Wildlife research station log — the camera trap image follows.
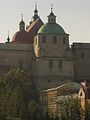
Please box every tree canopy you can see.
[0,68,38,119]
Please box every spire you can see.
[33,2,39,21]
[34,2,38,15]
[35,2,37,10]
[7,31,10,43]
[19,14,25,31]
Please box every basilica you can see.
[0,5,90,90]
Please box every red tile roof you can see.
[11,31,32,44]
[11,18,43,44]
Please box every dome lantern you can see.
[47,4,56,24]
[38,5,66,34]
[19,14,25,31]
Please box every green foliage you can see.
[39,109,60,120]
[0,68,38,119]
[57,96,90,120]
[57,96,81,120]
[1,68,90,120]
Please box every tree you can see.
[57,96,81,120]
[0,68,38,119]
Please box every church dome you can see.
[11,31,32,44]
[38,23,65,34]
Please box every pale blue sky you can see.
[0,0,90,44]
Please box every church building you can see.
[0,4,90,90]
[33,7,73,90]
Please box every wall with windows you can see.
[35,58,73,90]
[34,34,70,58]
[72,43,90,82]
[36,58,73,76]
[34,32,74,90]
[0,43,33,71]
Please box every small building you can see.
[40,81,80,115]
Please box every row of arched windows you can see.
[48,18,55,23]
[42,36,67,44]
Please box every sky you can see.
[0,0,90,44]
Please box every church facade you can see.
[33,9,73,90]
[0,5,90,90]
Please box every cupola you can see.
[38,5,65,34]
[47,4,56,23]
[19,14,25,31]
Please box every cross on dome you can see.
[21,14,23,21]
[51,4,53,13]
[8,30,9,36]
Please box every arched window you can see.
[58,60,62,69]
[49,59,53,69]
[81,52,84,58]
[63,37,66,44]
[53,36,57,44]
[51,18,53,22]
[42,36,46,43]
[49,19,50,23]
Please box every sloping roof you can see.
[41,81,81,95]
[26,18,44,33]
